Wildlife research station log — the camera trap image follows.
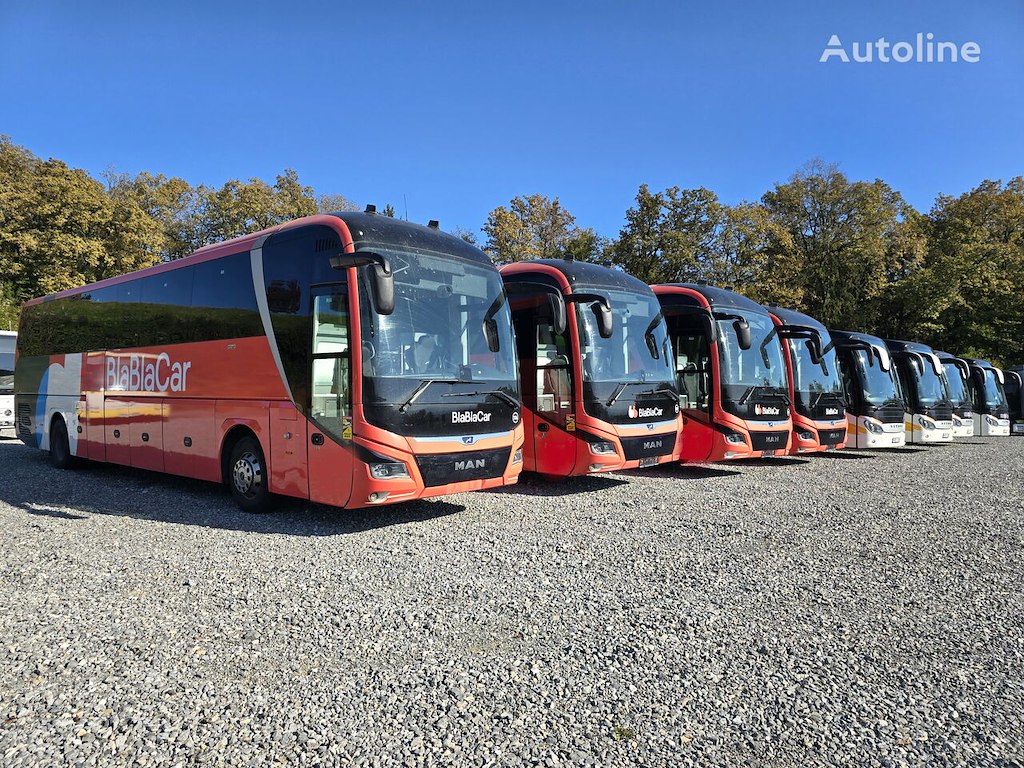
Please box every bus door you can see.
[533,315,575,475]
[306,283,354,507]
[668,314,714,461]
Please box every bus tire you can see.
[228,435,274,513]
[49,416,76,470]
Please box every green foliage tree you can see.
[761,160,918,331]
[923,178,1024,365]
[482,194,584,264]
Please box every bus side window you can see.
[536,321,570,414]
[311,293,350,441]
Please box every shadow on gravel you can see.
[486,473,627,497]
[741,457,811,467]
[632,464,742,480]
[877,447,928,454]
[2,451,464,536]
[814,451,875,460]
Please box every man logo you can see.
[461,436,476,445]
[511,411,520,425]
[454,458,485,471]
[643,439,664,451]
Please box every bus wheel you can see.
[228,436,274,513]
[49,417,76,470]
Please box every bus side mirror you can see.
[331,250,395,315]
[702,314,718,343]
[734,319,751,350]
[371,262,395,315]
[483,318,500,353]
[548,293,567,336]
[593,302,613,339]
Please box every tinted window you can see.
[192,254,264,341]
[17,252,264,358]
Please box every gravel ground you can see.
[0,434,1022,768]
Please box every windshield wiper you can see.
[606,382,629,407]
[399,378,463,413]
[638,384,677,401]
[643,312,664,359]
[442,389,521,410]
[738,385,791,407]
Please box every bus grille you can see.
[415,447,510,488]
[817,427,847,446]
[749,430,788,451]
[621,433,674,460]
[930,404,953,420]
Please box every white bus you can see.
[0,331,15,433]
[934,350,975,438]
[963,357,1010,436]
[884,340,953,444]
[830,330,907,449]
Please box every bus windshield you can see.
[359,248,518,391]
[577,288,674,384]
[909,358,950,408]
[942,363,970,408]
[980,368,1008,409]
[717,310,788,398]
[790,337,843,411]
[852,349,903,407]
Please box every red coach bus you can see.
[15,210,524,511]
[652,283,793,461]
[500,260,680,476]
[766,306,848,454]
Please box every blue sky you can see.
[2,0,1021,238]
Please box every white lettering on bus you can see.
[452,410,492,424]
[106,353,192,393]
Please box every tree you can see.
[482,194,581,264]
[607,185,725,284]
[761,160,917,330]
[317,193,359,213]
[923,178,1024,365]
[0,138,163,313]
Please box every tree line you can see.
[2,137,1021,366]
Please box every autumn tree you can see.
[761,160,918,331]
[923,178,1024,365]
[482,194,595,263]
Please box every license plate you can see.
[941,432,951,440]
[639,456,659,468]
[761,449,776,457]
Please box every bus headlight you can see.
[865,420,884,434]
[512,448,523,464]
[589,440,617,455]
[797,430,814,442]
[985,415,1000,427]
[920,417,936,430]
[369,459,410,480]
[724,431,747,445]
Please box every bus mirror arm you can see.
[566,293,613,339]
[331,250,395,315]
[713,312,751,350]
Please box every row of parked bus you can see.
[10,211,1024,512]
